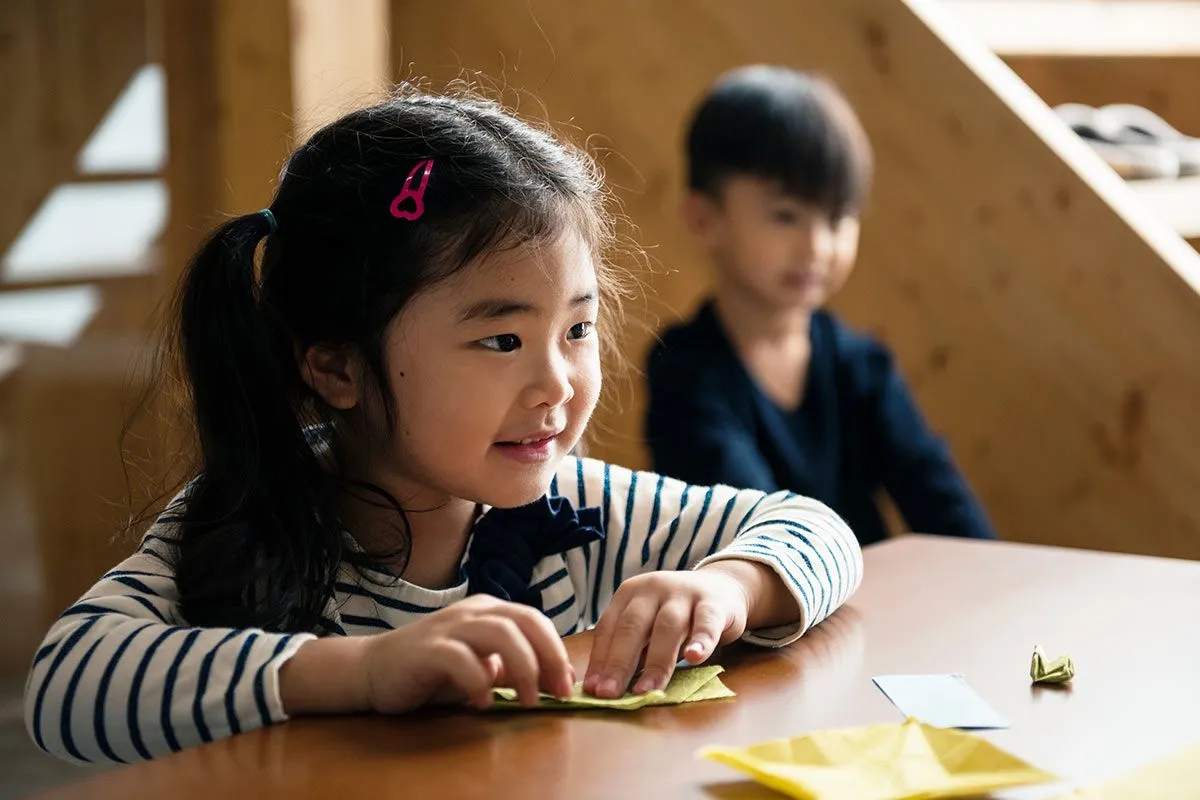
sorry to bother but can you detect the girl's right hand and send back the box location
[359,594,574,713]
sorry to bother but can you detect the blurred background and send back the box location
[4,0,1200,794]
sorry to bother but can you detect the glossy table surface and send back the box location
[40,536,1200,799]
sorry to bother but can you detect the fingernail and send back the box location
[633,677,654,694]
[583,673,597,693]
[598,678,619,698]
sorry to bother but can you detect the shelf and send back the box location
[940,1,1200,56]
[1129,174,1200,240]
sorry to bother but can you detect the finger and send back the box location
[683,600,727,665]
[593,597,659,699]
[485,653,505,685]
[457,618,541,706]
[633,600,692,694]
[432,640,496,710]
[492,604,574,698]
[583,590,630,694]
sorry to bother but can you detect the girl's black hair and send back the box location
[165,88,619,632]
[685,65,873,219]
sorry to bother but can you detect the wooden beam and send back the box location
[0,0,154,679]
[289,0,390,139]
[391,0,1200,560]
[0,0,148,254]
[163,0,293,254]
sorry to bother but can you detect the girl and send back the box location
[25,89,862,765]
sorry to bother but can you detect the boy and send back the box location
[645,65,995,546]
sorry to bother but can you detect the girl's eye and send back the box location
[772,209,800,225]
[568,321,595,341]
[478,334,521,353]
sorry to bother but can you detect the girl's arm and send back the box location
[556,457,863,647]
[24,518,314,765]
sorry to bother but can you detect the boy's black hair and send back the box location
[686,65,873,218]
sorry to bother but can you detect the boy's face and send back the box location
[685,176,860,311]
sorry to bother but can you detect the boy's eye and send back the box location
[568,321,595,341]
[478,334,521,352]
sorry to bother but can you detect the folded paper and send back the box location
[700,717,1058,800]
[1031,645,1076,684]
[1052,744,1200,799]
[490,664,735,711]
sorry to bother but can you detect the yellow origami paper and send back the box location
[700,717,1058,800]
[1031,645,1076,684]
[1052,744,1200,799]
[490,665,735,710]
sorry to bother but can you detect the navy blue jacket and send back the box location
[645,301,996,546]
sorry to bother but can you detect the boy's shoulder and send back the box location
[814,310,904,393]
[652,300,727,355]
[814,309,887,360]
[647,300,740,380]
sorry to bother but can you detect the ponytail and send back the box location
[172,211,342,632]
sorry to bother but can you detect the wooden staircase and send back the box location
[938,0,1200,247]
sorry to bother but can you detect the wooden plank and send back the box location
[0,0,148,254]
[0,0,153,679]
[289,0,390,139]
[391,0,1200,560]
[163,0,294,244]
[941,0,1200,56]
[1130,176,1200,240]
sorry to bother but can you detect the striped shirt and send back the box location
[25,456,862,764]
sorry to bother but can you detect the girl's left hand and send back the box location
[582,566,750,699]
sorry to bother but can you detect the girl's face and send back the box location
[364,230,602,510]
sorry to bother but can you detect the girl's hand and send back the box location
[582,566,751,699]
[359,594,574,712]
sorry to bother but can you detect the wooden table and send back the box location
[38,537,1200,799]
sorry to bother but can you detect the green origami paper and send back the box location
[1030,644,1075,684]
[490,664,735,711]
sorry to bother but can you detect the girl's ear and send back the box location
[299,344,362,410]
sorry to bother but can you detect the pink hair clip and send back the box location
[389,159,434,221]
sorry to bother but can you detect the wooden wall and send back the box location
[391,0,1200,559]
[0,0,155,678]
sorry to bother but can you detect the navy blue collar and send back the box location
[464,495,603,612]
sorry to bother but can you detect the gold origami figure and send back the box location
[1030,644,1075,684]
